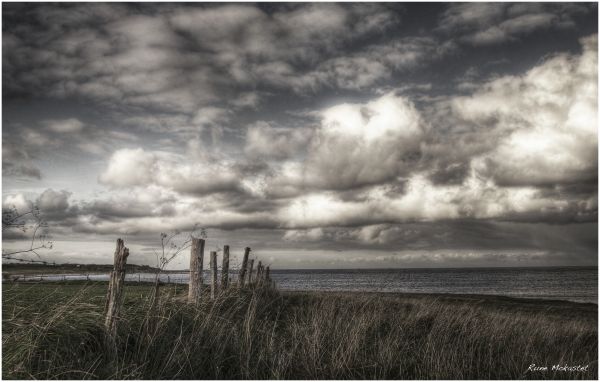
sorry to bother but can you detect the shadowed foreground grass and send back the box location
[2,281,597,380]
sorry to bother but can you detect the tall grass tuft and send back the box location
[2,283,597,379]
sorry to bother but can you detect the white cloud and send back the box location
[99,147,242,196]
[3,193,32,212]
[99,148,157,187]
[452,34,597,186]
[299,92,425,189]
[277,167,596,229]
[283,228,325,242]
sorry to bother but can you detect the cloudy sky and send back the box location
[2,2,598,269]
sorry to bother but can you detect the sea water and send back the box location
[24,266,597,303]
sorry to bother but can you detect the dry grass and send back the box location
[2,281,597,379]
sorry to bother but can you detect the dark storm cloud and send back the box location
[428,162,471,186]
[2,144,42,179]
[3,3,409,108]
[282,220,597,265]
[2,3,597,266]
[438,2,594,45]
[82,198,177,221]
[1,116,139,179]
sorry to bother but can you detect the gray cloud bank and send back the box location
[3,3,597,267]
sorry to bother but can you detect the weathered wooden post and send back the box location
[210,251,218,299]
[265,266,270,283]
[256,261,263,286]
[248,259,255,285]
[238,247,251,287]
[188,238,205,303]
[105,238,129,339]
[222,245,230,289]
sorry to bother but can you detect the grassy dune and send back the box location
[2,281,597,380]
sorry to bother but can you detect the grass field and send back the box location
[2,263,160,276]
[2,281,597,380]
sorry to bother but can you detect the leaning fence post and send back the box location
[104,238,129,340]
[188,238,205,303]
[222,245,230,289]
[238,247,250,287]
[210,251,218,299]
[248,259,255,285]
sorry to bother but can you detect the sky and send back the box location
[2,2,598,269]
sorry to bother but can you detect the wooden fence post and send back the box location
[265,266,270,283]
[210,251,218,299]
[222,245,230,289]
[188,238,205,303]
[247,259,255,285]
[238,247,250,287]
[256,261,263,286]
[104,238,129,339]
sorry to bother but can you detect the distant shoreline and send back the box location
[2,263,597,274]
[2,279,598,308]
[3,263,596,305]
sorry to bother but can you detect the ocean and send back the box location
[25,266,598,304]
[267,267,598,303]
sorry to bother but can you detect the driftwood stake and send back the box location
[238,247,251,287]
[188,238,205,303]
[222,245,230,289]
[210,251,218,299]
[248,259,255,285]
[105,238,129,339]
